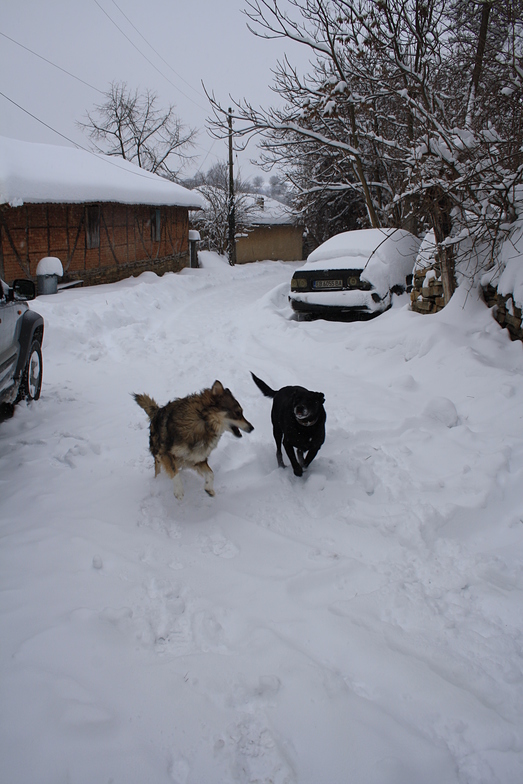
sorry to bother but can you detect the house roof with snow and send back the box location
[244,195,297,226]
[193,187,298,226]
[0,136,204,210]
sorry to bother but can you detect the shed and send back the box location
[235,196,303,264]
[0,136,204,286]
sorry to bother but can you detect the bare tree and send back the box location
[190,162,257,255]
[251,175,265,193]
[79,81,197,181]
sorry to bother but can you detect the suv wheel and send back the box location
[17,340,43,402]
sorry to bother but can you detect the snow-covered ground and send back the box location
[1,251,523,784]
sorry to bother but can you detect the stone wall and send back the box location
[410,265,523,343]
[410,266,446,314]
[63,252,189,286]
[482,284,523,341]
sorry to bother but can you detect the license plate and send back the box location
[313,279,343,289]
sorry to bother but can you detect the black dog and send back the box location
[251,372,326,476]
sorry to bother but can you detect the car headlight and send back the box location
[291,277,307,290]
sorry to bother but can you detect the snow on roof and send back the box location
[245,195,296,226]
[193,187,297,226]
[0,136,204,210]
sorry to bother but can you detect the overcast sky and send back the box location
[1,0,308,183]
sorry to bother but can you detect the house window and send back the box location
[85,205,100,249]
[151,208,161,242]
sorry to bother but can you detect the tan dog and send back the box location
[134,380,253,499]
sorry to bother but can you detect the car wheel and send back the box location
[17,340,43,402]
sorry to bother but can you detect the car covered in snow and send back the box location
[0,277,44,417]
[289,228,421,320]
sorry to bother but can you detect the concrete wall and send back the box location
[235,224,303,264]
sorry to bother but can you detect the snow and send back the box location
[36,256,64,277]
[415,228,438,271]
[290,287,386,313]
[1,251,523,784]
[245,195,296,226]
[478,209,523,309]
[0,136,204,209]
[497,218,523,309]
[195,190,295,226]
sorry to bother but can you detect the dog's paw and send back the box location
[172,474,184,499]
[205,488,216,497]
[173,484,184,500]
[293,465,303,477]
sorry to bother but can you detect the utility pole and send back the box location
[227,108,236,266]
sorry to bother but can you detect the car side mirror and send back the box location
[11,279,36,301]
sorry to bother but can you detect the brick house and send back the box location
[0,136,204,286]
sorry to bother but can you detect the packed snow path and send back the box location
[1,253,523,784]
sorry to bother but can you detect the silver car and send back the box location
[0,278,44,418]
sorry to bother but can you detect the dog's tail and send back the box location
[133,392,159,420]
[251,372,276,399]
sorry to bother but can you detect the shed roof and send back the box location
[244,195,297,226]
[193,187,297,226]
[0,136,204,210]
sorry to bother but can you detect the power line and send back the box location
[0,31,105,95]
[97,2,234,176]
[0,89,202,186]
[0,14,227,181]
[91,0,207,111]
[192,138,220,176]
[108,0,203,100]
[0,91,89,148]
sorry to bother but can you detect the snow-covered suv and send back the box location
[0,278,44,417]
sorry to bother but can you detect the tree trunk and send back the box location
[465,1,492,127]
[429,186,456,304]
[439,245,455,305]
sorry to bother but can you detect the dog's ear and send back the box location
[212,380,224,395]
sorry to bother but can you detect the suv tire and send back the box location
[16,340,43,402]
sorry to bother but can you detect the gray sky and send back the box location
[0,0,307,182]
